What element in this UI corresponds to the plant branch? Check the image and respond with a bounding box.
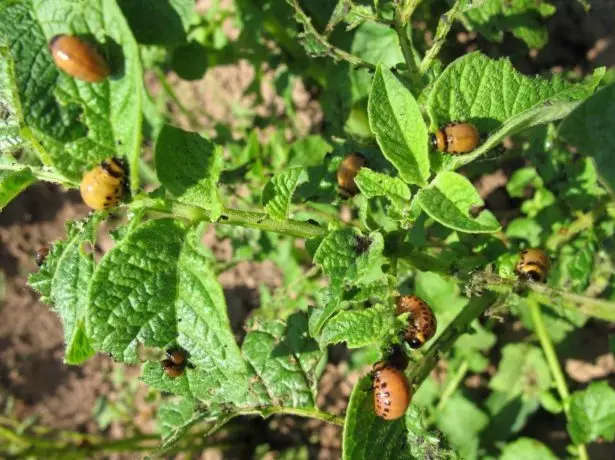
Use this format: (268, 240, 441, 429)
(241, 406, 345, 426)
(393, 7, 421, 84)
(134, 198, 329, 239)
(419, 1, 463, 75)
(528, 298, 589, 460)
(399, 0, 424, 26)
(407, 295, 494, 387)
(287, 0, 377, 71)
(470, 271, 615, 323)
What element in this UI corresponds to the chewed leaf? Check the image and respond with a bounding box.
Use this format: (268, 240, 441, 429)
(0, 0, 143, 190)
(427, 52, 603, 169)
(155, 125, 223, 220)
(0, 47, 30, 155)
(29, 217, 102, 364)
(464, 0, 556, 49)
(263, 167, 305, 221)
(559, 83, 615, 196)
(368, 65, 429, 186)
(355, 168, 412, 221)
(417, 172, 501, 233)
(319, 304, 393, 349)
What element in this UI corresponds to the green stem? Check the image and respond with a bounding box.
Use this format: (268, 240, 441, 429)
(528, 298, 589, 460)
(393, 9, 421, 85)
(418, 1, 463, 75)
(435, 359, 469, 413)
(399, 0, 424, 26)
(407, 295, 493, 387)
(473, 271, 615, 323)
(287, 0, 377, 71)
(240, 406, 345, 426)
(153, 68, 201, 129)
(0, 161, 77, 187)
(136, 198, 329, 239)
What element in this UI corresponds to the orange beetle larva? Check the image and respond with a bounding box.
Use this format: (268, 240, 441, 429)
(166, 348, 187, 366)
(516, 248, 551, 283)
(161, 359, 185, 379)
(396, 295, 437, 349)
(372, 361, 412, 420)
(337, 153, 366, 197)
(79, 158, 125, 210)
(49, 34, 110, 83)
(431, 122, 480, 155)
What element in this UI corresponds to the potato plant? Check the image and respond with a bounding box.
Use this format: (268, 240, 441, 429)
(1, 0, 614, 458)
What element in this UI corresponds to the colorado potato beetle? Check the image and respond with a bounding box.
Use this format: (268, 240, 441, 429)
(396, 295, 437, 349)
(516, 248, 550, 283)
(337, 153, 365, 197)
(166, 348, 187, 366)
(35, 246, 50, 266)
(372, 361, 412, 420)
(161, 359, 185, 378)
(431, 122, 480, 155)
(49, 34, 110, 83)
(80, 158, 125, 210)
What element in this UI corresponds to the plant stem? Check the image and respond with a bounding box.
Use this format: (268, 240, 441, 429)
(419, 1, 463, 75)
(407, 295, 493, 387)
(287, 0, 377, 71)
(153, 68, 201, 129)
(471, 271, 615, 323)
(241, 406, 345, 426)
(528, 298, 589, 460)
(136, 198, 329, 239)
(393, 8, 421, 85)
(435, 359, 469, 413)
(399, 0, 424, 26)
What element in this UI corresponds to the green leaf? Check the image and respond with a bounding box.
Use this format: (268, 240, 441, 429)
(242, 312, 322, 407)
(506, 167, 541, 198)
(567, 380, 615, 444)
(505, 218, 543, 247)
(355, 168, 412, 220)
(155, 125, 223, 220)
(93, 221, 254, 405)
(0, 46, 29, 155)
(490, 343, 552, 400)
(158, 397, 199, 443)
(313, 228, 364, 284)
(464, 0, 556, 49)
(343, 374, 412, 460)
(427, 52, 603, 169)
(436, 392, 488, 458)
(500, 437, 557, 460)
(171, 41, 209, 81)
(0, 159, 34, 210)
(263, 167, 305, 221)
(350, 21, 404, 68)
(0, 0, 143, 190)
(311, 230, 390, 335)
(30, 218, 100, 364)
(559, 84, 615, 196)
(368, 65, 430, 186)
(417, 171, 501, 233)
(118, 0, 194, 45)
(319, 304, 393, 349)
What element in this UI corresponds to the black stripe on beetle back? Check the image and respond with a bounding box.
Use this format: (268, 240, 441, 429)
(101, 160, 124, 178)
